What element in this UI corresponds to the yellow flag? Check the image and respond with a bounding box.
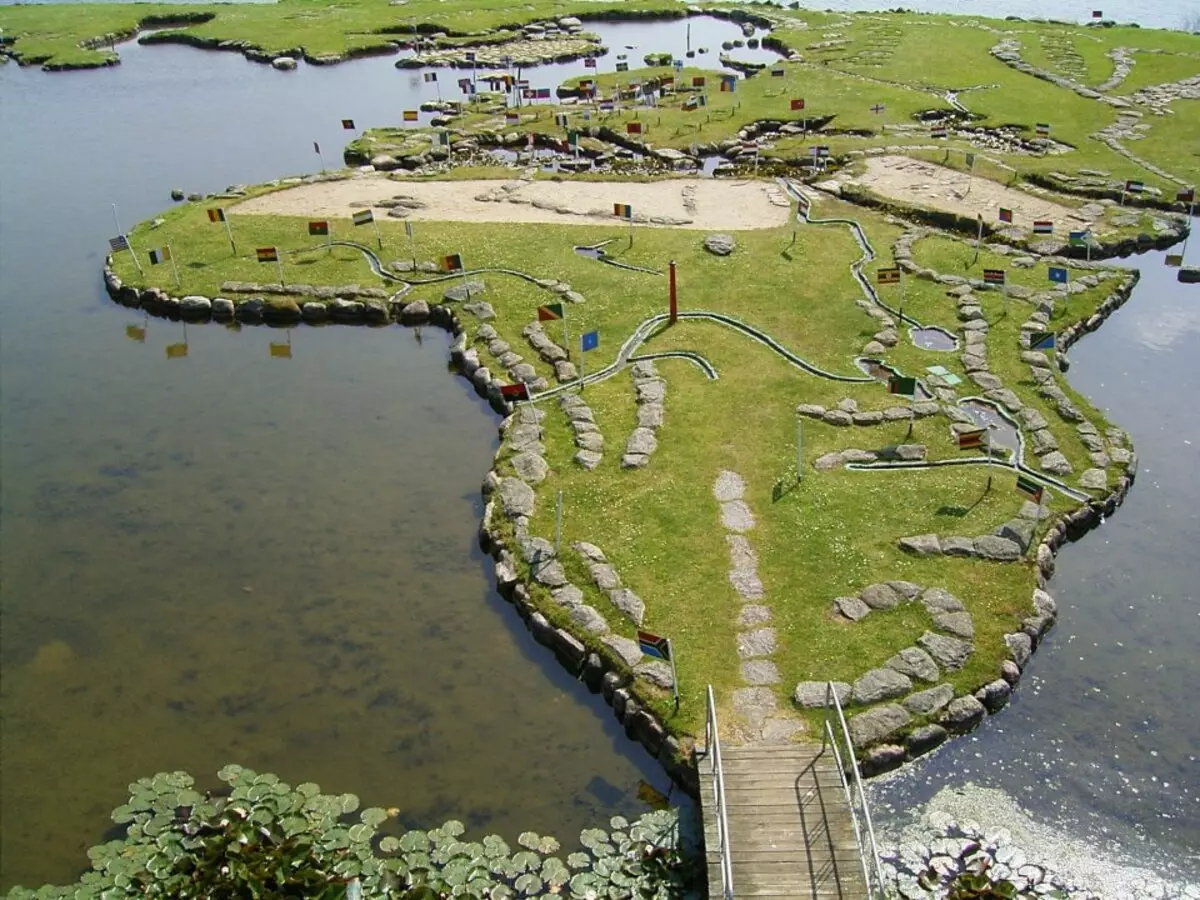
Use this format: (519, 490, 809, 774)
(125, 325, 146, 343)
(165, 342, 188, 359)
(269, 343, 292, 359)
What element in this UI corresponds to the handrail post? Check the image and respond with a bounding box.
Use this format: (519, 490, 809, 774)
(704, 686, 734, 900)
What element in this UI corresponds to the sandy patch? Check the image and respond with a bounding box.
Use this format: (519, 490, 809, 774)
(851, 156, 1092, 230)
(233, 175, 791, 231)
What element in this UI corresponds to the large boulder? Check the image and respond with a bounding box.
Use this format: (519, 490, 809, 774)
(852, 668, 913, 704)
(918, 631, 973, 671)
(902, 683, 955, 716)
(497, 478, 535, 518)
(885, 647, 939, 683)
(703, 233, 736, 256)
(848, 704, 910, 749)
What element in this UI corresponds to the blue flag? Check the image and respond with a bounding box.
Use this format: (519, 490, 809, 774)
(581, 331, 599, 352)
(1048, 266, 1069, 284)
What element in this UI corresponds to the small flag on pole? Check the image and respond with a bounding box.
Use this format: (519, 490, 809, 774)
(537, 303, 564, 321)
(877, 267, 901, 285)
(207, 208, 226, 223)
(584, 57, 597, 68)
(148, 247, 171, 265)
(403, 110, 419, 122)
(308, 221, 329, 236)
(871, 103, 886, 114)
(423, 72, 438, 83)
(567, 130, 579, 148)
(165, 343, 188, 360)
(1030, 331, 1056, 350)
(500, 383, 531, 402)
(1016, 474, 1045, 503)
(269, 343, 292, 359)
(616, 61, 629, 72)
(613, 202, 633, 219)
(1048, 266, 1069, 284)
(442, 253, 464, 272)
(790, 97, 805, 111)
(1033, 220, 1054, 234)
(352, 209, 375, 226)
(555, 112, 569, 127)
(109, 235, 131, 252)
(692, 76, 707, 87)
(1125, 180, 1145, 193)
(313, 141, 321, 155)
(464, 50, 476, 63)
(1092, 9, 1103, 16)
(580, 330, 599, 352)
(439, 130, 451, 146)
(720, 74, 737, 92)
(1069, 230, 1089, 246)
(998, 207, 1013, 223)
(506, 112, 520, 125)
(888, 375, 917, 396)
(931, 125, 948, 139)
(1165, 254, 1183, 267)
(342, 119, 356, 130)
(626, 122, 643, 135)
(771, 67, 786, 77)
(637, 630, 671, 660)
(256, 247, 279, 262)
(1035, 122, 1051, 138)
(535, 88, 551, 99)
(958, 429, 986, 450)
(983, 268, 1006, 285)
(1177, 187, 1195, 203)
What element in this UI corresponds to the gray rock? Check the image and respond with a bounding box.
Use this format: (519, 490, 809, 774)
(899, 534, 941, 556)
(625, 427, 658, 457)
(635, 660, 675, 688)
(575, 449, 603, 470)
(554, 361, 579, 381)
(498, 478, 535, 518)
(919, 631, 973, 671)
(796, 403, 825, 418)
(906, 723, 949, 758)
(737, 628, 777, 658)
(179, 295, 211, 314)
(1032, 589, 1057, 618)
(848, 704, 911, 749)
(853, 668, 913, 704)
(860, 583, 902, 610)
(532, 560, 568, 588)
(974, 678, 1012, 713)
(834, 596, 872, 622)
(636, 380, 666, 404)
(853, 410, 884, 426)
(704, 233, 736, 255)
(794, 681, 850, 708)
(888, 581, 923, 600)
(1080, 468, 1108, 489)
(1005, 632, 1033, 668)
(1039, 451, 1073, 475)
(713, 470, 746, 502)
(601, 634, 642, 667)
(589, 562, 621, 592)
(738, 605, 772, 626)
(970, 372, 1003, 391)
(550, 584, 583, 607)
(1019, 408, 1049, 430)
(608, 588, 645, 625)
(941, 695, 986, 733)
(462, 300, 495, 320)
(567, 604, 610, 635)
(1029, 428, 1059, 455)
(511, 451, 549, 484)
(934, 611, 975, 640)
(921, 587, 965, 613)
(998, 517, 1035, 551)
(576, 432, 604, 454)
(637, 403, 665, 428)
(621, 453, 650, 469)
(973, 535, 1022, 561)
(886, 647, 940, 683)
(573, 541, 607, 563)
(903, 683, 955, 715)
(941, 536, 976, 557)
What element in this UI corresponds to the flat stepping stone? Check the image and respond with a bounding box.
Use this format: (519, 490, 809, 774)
(635, 660, 674, 689)
(834, 596, 872, 622)
(737, 628, 776, 659)
(574, 450, 602, 470)
(852, 667, 913, 704)
(713, 470, 746, 502)
(607, 588, 645, 625)
(566, 604, 610, 635)
(738, 604, 773, 626)
(588, 562, 621, 592)
(573, 541, 606, 563)
(741, 660, 782, 685)
(729, 569, 765, 601)
(511, 451, 549, 484)
(720, 499, 756, 532)
(731, 687, 777, 730)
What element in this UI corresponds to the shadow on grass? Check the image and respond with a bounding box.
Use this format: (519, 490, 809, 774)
(772, 476, 801, 503)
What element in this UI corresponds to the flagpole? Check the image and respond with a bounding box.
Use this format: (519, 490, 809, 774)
(555, 490, 564, 557)
(796, 415, 803, 482)
(562, 307, 571, 363)
(407, 221, 416, 269)
(372, 216, 382, 251)
(667, 638, 680, 711)
(986, 426, 994, 491)
(223, 214, 236, 256)
(275, 248, 285, 288)
(111, 202, 123, 237)
(314, 142, 326, 173)
(974, 213, 984, 265)
(167, 241, 181, 288)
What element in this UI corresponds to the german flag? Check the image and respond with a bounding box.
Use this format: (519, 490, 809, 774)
(403, 110, 419, 122)
(500, 383, 530, 402)
(1124, 180, 1144, 193)
(308, 221, 329, 236)
(958, 428, 986, 450)
(877, 267, 901, 285)
(790, 98, 805, 111)
(207, 208, 226, 223)
(538, 303, 564, 321)
(256, 247, 279, 262)
(1016, 474, 1044, 503)
(442, 253, 463, 272)
(352, 209, 374, 226)
(1035, 122, 1050, 137)
(931, 125, 948, 139)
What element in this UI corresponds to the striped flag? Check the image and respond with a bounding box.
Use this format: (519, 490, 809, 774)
(983, 268, 1006, 285)
(600, 99, 615, 113)
(584, 57, 597, 68)
(627, 122, 643, 135)
(555, 112, 569, 127)
(1030, 331, 1056, 350)
(1033, 220, 1054, 234)
(888, 375, 916, 396)
(537, 303, 564, 321)
(1177, 187, 1195, 203)
(342, 119, 355, 130)
(442, 253, 463, 272)
(423, 72, 437, 83)
(1165, 254, 1183, 267)
(790, 97, 805, 111)
(771, 67, 785, 77)
(109, 235, 130, 252)
(1048, 266, 1069, 284)
(877, 267, 901, 285)
(352, 209, 374, 226)
(812, 145, 830, 158)
(720, 74, 737, 92)
(535, 88, 551, 99)
(148, 247, 171, 265)
(1016, 474, 1044, 503)
(500, 383, 531, 402)
(1092, 9, 1103, 16)
(506, 112, 520, 125)
(1069, 230, 1089, 246)
(256, 247, 279, 262)
(1124, 180, 1144, 193)
(308, 221, 329, 236)
(403, 110, 419, 122)
(931, 125, 948, 139)
(207, 208, 226, 223)
(958, 429, 986, 450)
(613, 202, 633, 219)
(998, 207, 1013, 223)
(1035, 122, 1050, 137)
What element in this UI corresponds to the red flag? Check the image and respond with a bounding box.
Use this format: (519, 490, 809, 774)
(790, 98, 805, 111)
(627, 122, 643, 135)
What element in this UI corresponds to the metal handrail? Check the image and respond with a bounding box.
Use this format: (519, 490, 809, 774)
(821, 682, 888, 898)
(703, 685, 735, 899)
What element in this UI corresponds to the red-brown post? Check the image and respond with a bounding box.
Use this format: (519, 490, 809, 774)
(669, 259, 678, 324)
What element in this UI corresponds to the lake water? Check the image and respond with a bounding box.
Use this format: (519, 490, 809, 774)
(0, 9, 1197, 895)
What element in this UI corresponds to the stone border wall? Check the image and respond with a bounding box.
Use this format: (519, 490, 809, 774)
(102, 261, 700, 798)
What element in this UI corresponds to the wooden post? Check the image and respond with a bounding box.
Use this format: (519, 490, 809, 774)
(669, 259, 677, 324)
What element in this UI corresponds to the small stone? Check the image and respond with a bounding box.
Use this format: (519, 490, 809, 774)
(888, 581, 923, 600)
(511, 451, 549, 484)
(903, 683, 955, 716)
(1080, 468, 1108, 489)
(794, 681, 850, 708)
(853, 668, 913, 704)
(941, 695, 986, 733)
(1005, 632, 1033, 668)
(941, 536, 976, 557)
(973, 535, 1022, 561)
(834, 596, 872, 622)
(601, 634, 642, 667)
(919, 631, 973, 671)
(921, 587, 965, 613)
(608, 588, 645, 625)
(574, 449, 603, 470)
(975, 678, 1012, 713)
(1039, 451, 1073, 475)
(573, 541, 606, 563)
(906, 724, 948, 758)
(635, 660, 674, 688)
(498, 478, 535, 518)
(703, 233, 736, 255)
(934, 611, 975, 640)
(899, 534, 941, 556)
(567, 604, 610, 634)
(886, 647, 940, 683)
(848, 704, 910, 749)
(998, 518, 1036, 551)
(860, 583, 901, 610)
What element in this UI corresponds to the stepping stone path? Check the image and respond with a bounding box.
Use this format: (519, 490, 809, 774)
(477, 322, 549, 392)
(714, 471, 804, 745)
(522, 321, 577, 383)
(559, 392, 604, 470)
(622, 361, 666, 469)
